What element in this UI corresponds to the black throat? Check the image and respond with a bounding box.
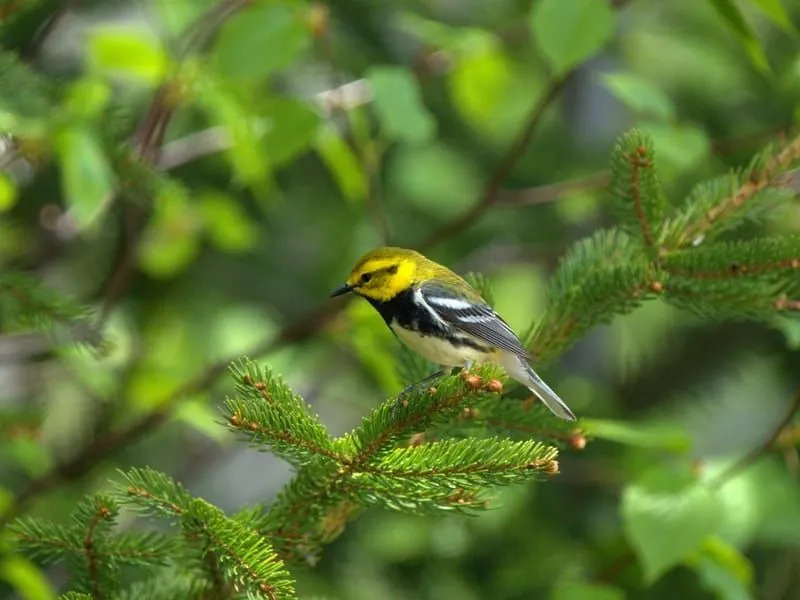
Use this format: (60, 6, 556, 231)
(365, 288, 445, 336)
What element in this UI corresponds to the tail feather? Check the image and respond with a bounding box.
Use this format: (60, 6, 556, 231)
(499, 353, 576, 421)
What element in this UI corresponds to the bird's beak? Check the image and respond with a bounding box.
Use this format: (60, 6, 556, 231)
(330, 283, 354, 297)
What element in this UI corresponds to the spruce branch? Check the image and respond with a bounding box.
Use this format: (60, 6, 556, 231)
(12, 495, 173, 599)
(663, 135, 800, 249)
(609, 131, 666, 250)
(224, 360, 340, 466)
(530, 229, 660, 360)
(186, 499, 295, 600)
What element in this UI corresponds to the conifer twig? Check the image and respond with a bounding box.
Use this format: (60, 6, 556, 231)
(672, 136, 800, 249)
(84, 504, 111, 600)
(627, 147, 655, 248)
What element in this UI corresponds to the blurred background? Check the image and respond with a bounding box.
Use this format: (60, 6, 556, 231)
(1, 0, 799, 598)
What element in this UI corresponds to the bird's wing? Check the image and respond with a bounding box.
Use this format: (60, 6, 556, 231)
(419, 281, 531, 359)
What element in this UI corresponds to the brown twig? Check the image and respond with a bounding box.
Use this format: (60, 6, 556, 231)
(418, 75, 568, 250)
(711, 388, 800, 488)
(84, 504, 111, 600)
(673, 135, 800, 249)
(497, 171, 610, 207)
(627, 148, 654, 248)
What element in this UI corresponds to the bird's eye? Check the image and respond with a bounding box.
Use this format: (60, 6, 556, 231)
(387, 265, 398, 274)
(360, 273, 372, 284)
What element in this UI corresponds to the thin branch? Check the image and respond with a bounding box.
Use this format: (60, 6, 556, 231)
(419, 75, 568, 250)
(775, 297, 800, 312)
(497, 171, 610, 207)
(712, 388, 800, 488)
(84, 504, 111, 600)
(674, 135, 800, 248)
(665, 258, 800, 280)
(627, 149, 654, 247)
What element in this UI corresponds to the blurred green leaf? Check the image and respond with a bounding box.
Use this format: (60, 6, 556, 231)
(623, 469, 720, 582)
(689, 537, 754, 600)
(746, 0, 797, 34)
(0, 172, 17, 212)
(213, 3, 310, 84)
(389, 142, 480, 217)
(199, 191, 257, 253)
(707, 0, 770, 73)
(0, 556, 56, 600)
(54, 125, 115, 228)
(601, 72, 675, 120)
(582, 418, 692, 453)
(137, 179, 202, 278)
(530, 0, 615, 75)
(152, 0, 216, 36)
(87, 27, 168, 84)
(314, 124, 367, 204)
(639, 122, 710, 176)
(63, 78, 110, 120)
(175, 397, 227, 442)
(262, 97, 320, 167)
(448, 36, 511, 128)
(774, 317, 800, 349)
(552, 582, 625, 600)
(367, 66, 436, 145)
(3, 438, 52, 477)
(197, 76, 271, 195)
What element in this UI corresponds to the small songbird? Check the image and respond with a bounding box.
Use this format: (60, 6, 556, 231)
(330, 246, 576, 421)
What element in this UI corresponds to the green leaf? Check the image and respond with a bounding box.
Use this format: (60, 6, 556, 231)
(314, 124, 367, 204)
(622, 469, 720, 582)
(63, 78, 111, 120)
(582, 418, 691, 453)
(55, 125, 115, 229)
(601, 72, 675, 120)
(707, 0, 770, 73)
(639, 122, 710, 177)
(552, 582, 625, 600)
(213, 3, 310, 83)
(0, 171, 17, 212)
(448, 35, 512, 127)
(199, 191, 257, 253)
(0, 556, 56, 600)
(530, 0, 615, 75)
(261, 97, 320, 167)
(367, 66, 436, 145)
(689, 537, 754, 600)
(746, 0, 796, 34)
(87, 27, 168, 84)
(137, 178, 201, 278)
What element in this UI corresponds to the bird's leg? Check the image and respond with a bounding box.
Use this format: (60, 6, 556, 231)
(390, 369, 448, 419)
(399, 369, 445, 397)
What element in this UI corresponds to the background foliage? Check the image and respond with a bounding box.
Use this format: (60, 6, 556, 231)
(1, 0, 800, 598)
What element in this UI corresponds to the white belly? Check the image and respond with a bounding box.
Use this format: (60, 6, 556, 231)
(390, 323, 494, 367)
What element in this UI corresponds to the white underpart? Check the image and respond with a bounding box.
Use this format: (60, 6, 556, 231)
(390, 323, 493, 367)
(425, 295, 474, 310)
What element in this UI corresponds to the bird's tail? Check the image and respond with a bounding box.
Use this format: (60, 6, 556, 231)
(500, 353, 576, 421)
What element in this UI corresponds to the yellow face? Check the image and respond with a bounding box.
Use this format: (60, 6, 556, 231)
(345, 256, 416, 302)
(331, 247, 424, 302)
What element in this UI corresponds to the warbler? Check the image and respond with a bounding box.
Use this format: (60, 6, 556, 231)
(330, 246, 576, 421)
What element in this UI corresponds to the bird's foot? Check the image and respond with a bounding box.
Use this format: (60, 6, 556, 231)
(390, 369, 447, 418)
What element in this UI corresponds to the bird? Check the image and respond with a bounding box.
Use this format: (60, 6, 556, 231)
(330, 246, 576, 421)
